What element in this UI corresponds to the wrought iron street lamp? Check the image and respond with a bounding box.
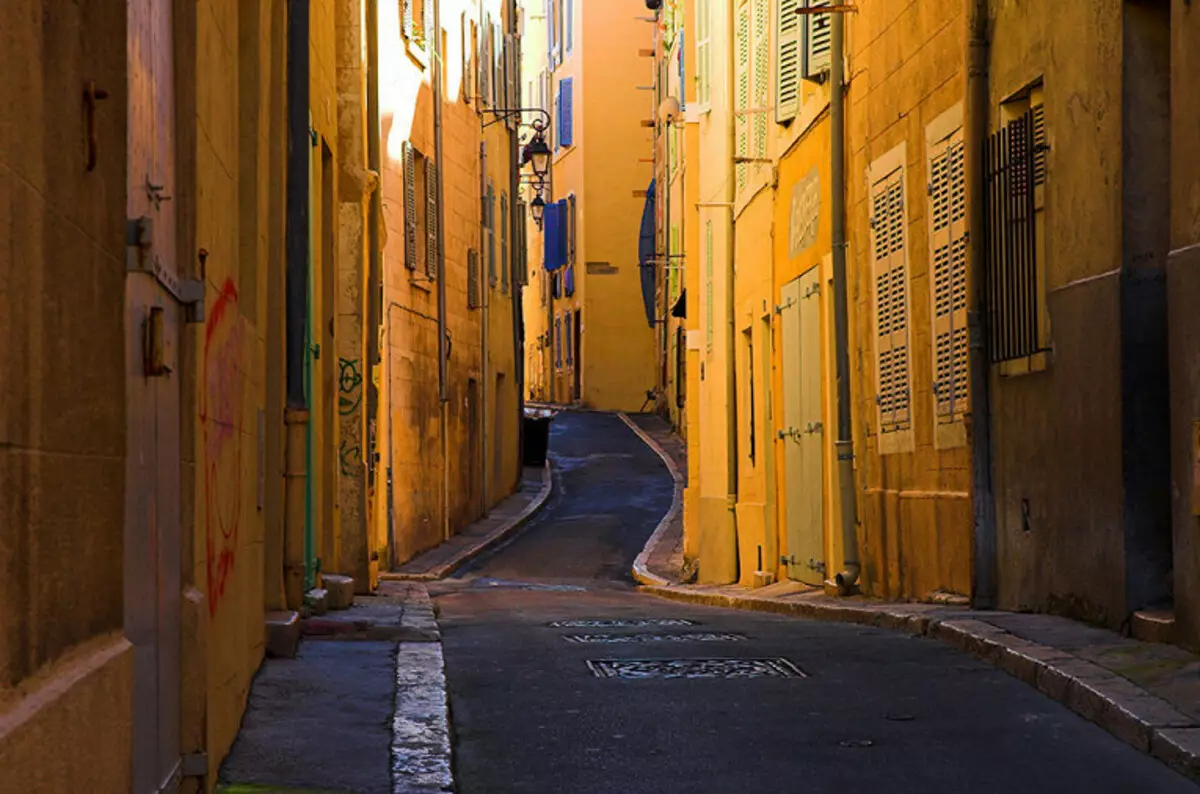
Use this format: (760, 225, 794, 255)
(530, 194, 546, 230)
(523, 124, 552, 181)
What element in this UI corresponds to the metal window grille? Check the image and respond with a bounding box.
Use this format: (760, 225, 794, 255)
(984, 108, 1041, 363)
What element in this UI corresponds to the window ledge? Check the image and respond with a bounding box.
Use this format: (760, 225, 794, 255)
(998, 350, 1050, 378)
(409, 274, 433, 292)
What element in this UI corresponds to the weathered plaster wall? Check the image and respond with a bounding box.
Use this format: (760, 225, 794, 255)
(0, 2, 134, 789)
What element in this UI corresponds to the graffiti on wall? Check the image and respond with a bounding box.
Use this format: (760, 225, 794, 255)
(338, 357, 363, 416)
(200, 278, 243, 615)
(340, 439, 362, 477)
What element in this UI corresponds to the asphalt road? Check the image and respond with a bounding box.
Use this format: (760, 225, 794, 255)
(435, 411, 1196, 794)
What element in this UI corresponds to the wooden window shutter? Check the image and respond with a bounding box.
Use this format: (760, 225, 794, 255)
(515, 201, 528, 287)
(500, 193, 510, 293)
(734, 4, 751, 191)
(567, 194, 577, 264)
(929, 130, 968, 422)
(468, 249, 481, 309)
(486, 184, 496, 285)
(559, 78, 574, 147)
(705, 220, 714, 352)
(776, 0, 801, 123)
(480, 18, 491, 108)
(804, 0, 832, 79)
(403, 142, 418, 270)
(752, 0, 769, 158)
(403, 0, 414, 41)
(425, 159, 438, 279)
(423, 0, 434, 49)
(696, 0, 711, 107)
(871, 167, 911, 432)
(506, 34, 520, 130)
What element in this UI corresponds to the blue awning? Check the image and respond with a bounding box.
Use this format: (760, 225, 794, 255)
(638, 179, 657, 327)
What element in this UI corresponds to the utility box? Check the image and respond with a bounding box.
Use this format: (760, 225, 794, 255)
(522, 407, 556, 467)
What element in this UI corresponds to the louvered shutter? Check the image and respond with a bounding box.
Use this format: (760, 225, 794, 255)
(425, 160, 438, 279)
(696, 0, 711, 107)
(500, 193, 510, 293)
(480, 19, 491, 108)
(468, 249, 481, 309)
(752, 0, 769, 158)
(776, 0, 801, 122)
(559, 78, 574, 147)
(734, 4, 750, 191)
(929, 130, 968, 422)
(804, 0, 832, 78)
(871, 168, 911, 432)
(403, 0, 414, 41)
(515, 201, 528, 286)
(506, 34, 519, 130)
(403, 142, 418, 270)
(423, 0, 434, 48)
(705, 220, 714, 351)
(567, 194, 577, 264)
(486, 184, 496, 285)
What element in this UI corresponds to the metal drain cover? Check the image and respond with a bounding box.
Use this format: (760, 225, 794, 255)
(565, 632, 747, 644)
(586, 658, 807, 679)
(548, 618, 697, 628)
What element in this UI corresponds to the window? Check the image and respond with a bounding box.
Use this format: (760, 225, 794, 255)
(744, 327, 756, 465)
(705, 220, 714, 352)
(425, 156, 438, 279)
(402, 0, 434, 58)
(555, 316, 563, 367)
(565, 314, 573, 365)
(870, 151, 912, 436)
(549, 0, 561, 65)
(734, 3, 750, 190)
(500, 192, 509, 293)
(565, 0, 573, 54)
(928, 123, 968, 426)
(463, 16, 477, 103)
(985, 86, 1048, 366)
(696, 0, 711, 108)
(467, 249, 481, 309)
(803, 0, 832, 80)
(558, 78, 574, 148)
(776, 0, 801, 122)
(486, 182, 496, 286)
(567, 193, 577, 266)
(752, 0, 769, 158)
(402, 141, 435, 278)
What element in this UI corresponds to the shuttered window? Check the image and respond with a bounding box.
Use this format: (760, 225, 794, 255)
(696, 0, 711, 107)
(776, 0, 801, 123)
(555, 316, 563, 367)
(486, 182, 496, 285)
(734, 3, 750, 191)
(402, 142, 418, 270)
(515, 201, 528, 287)
(871, 166, 912, 433)
(425, 160, 438, 279)
(928, 129, 968, 423)
(500, 193, 510, 293)
(565, 0, 574, 53)
(752, 0, 769, 158)
(467, 249, 481, 309)
(480, 17, 492, 108)
(804, 0, 831, 79)
(705, 220, 714, 352)
(558, 78, 574, 148)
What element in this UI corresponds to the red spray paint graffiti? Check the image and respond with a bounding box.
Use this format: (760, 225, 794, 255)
(200, 278, 243, 615)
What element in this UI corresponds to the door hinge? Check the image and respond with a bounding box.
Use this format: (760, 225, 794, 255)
(773, 297, 796, 315)
(126, 216, 205, 322)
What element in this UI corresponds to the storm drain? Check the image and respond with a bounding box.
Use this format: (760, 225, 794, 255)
(586, 658, 807, 679)
(564, 632, 746, 644)
(548, 618, 697, 628)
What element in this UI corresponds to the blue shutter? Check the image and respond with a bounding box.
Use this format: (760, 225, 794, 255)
(543, 200, 570, 271)
(564, 263, 575, 296)
(559, 78, 574, 147)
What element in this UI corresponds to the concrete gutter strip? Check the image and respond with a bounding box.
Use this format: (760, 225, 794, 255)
(383, 460, 553, 582)
(639, 583, 1200, 782)
(618, 412, 681, 588)
(391, 586, 454, 794)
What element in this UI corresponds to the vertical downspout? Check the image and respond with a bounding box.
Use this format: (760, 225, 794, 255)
(831, 4, 861, 591)
(366, 0, 387, 560)
(481, 141, 490, 512)
(433, 0, 450, 539)
(510, 2, 525, 477)
(966, 0, 997, 608)
(284, 0, 312, 609)
(724, 0, 739, 566)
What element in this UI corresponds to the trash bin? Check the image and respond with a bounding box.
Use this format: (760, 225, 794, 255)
(522, 409, 554, 467)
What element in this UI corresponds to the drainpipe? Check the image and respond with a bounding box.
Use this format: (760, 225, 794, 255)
(723, 0, 740, 580)
(366, 0, 385, 559)
(966, 0, 997, 609)
(831, 4, 861, 593)
(481, 141, 490, 513)
(284, 0, 312, 609)
(510, 2, 525, 480)
(434, 0, 450, 540)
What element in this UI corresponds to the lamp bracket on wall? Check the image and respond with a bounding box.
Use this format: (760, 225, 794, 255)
(481, 106, 552, 130)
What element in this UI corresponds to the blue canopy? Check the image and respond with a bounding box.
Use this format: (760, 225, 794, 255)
(638, 179, 657, 327)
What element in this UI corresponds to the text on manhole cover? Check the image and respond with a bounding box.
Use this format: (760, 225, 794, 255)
(548, 618, 697, 628)
(564, 632, 746, 644)
(586, 658, 807, 679)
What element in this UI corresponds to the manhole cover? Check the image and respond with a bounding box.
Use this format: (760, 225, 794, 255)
(565, 632, 747, 644)
(548, 618, 697, 628)
(586, 658, 807, 679)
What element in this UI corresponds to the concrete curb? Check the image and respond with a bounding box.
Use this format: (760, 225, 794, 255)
(381, 459, 554, 582)
(618, 412, 682, 588)
(640, 584, 1200, 782)
(391, 586, 453, 794)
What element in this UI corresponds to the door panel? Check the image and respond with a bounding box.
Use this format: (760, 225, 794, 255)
(781, 270, 825, 584)
(126, 0, 182, 791)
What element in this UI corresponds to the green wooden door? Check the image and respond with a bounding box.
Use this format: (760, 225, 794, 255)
(780, 270, 825, 584)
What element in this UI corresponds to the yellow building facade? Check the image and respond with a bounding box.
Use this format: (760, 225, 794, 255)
(521, 0, 657, 413)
